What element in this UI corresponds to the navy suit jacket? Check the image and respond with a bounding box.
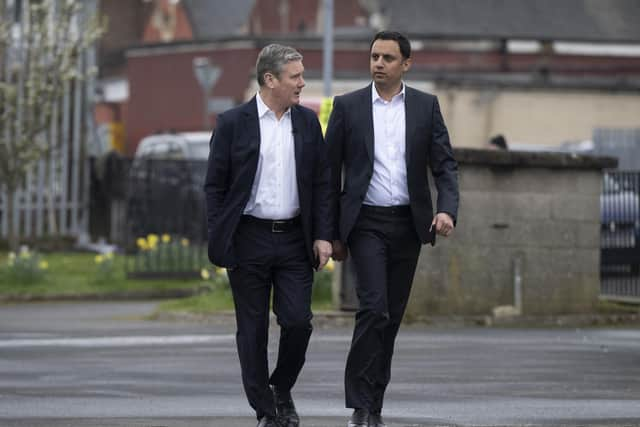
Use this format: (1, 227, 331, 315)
(204, 97, 332, 268)
(326, 84, 459, 245)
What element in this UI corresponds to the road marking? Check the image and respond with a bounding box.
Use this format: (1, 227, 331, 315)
(0, 334, 236, 348)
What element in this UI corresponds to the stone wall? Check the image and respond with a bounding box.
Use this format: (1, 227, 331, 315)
(335, 148, 616, 316)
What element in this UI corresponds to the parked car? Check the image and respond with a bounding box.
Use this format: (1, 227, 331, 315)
(601, 173, 640, 249)
(126, 132, 211, 244)
(600, 173, 640, 276)
(133, 131, 211, 160)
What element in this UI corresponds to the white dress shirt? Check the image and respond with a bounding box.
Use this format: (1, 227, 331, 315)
(243, 92, 300, 219)
(364, 83, 410, 206)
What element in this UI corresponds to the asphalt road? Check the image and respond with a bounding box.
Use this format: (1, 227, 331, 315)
(1, 302, 639, 426)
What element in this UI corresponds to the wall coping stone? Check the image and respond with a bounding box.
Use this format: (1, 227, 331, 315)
(454, 148, 618, 170)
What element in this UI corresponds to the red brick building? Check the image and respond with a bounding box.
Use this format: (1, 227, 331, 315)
(96, 0, 640, 155)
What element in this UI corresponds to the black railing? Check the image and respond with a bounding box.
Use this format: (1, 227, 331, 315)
(90, 156, 209, 278)
(600, 171, 640, 301)
(124, 158, 208, 278)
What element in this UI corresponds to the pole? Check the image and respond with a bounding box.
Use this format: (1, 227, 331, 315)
(322, 0, 333, 97)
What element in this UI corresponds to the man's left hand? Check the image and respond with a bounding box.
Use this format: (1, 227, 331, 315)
(431, 213, 454, 237)
(313, 240, 333, 270)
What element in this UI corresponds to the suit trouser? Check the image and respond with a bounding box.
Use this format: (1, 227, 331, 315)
(344, 206, 421, 412)
(228, 217, 313, 419)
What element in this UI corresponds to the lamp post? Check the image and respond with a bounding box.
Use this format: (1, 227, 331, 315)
(192, 57, 220, 129)
(322, 0, 334, 97)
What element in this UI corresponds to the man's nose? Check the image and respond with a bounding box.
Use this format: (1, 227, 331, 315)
(299, 77, 305, 87)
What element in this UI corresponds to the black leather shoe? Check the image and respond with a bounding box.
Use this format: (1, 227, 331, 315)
(369, 412, 387, 427)
(257, 415, 281, 427)
(272, 386, 299, 427)
(348, 408, 369, 427)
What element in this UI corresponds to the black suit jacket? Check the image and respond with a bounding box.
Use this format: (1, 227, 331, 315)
(326, 84, 459, 245)
(204, 97, 332, 268)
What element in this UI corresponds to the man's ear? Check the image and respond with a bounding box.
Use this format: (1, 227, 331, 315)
(403, 57, 412, 72)
(264, 73, 274, 89)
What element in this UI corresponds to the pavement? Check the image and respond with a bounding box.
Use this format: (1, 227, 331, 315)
(0, 301, 639, 427)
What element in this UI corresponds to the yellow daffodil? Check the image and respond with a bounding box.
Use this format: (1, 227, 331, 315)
(325, 258, 335, 272)
(38, 260, 49, 270)
(180, 238, 189, 247)
(136, 237, 149, 251)
(162, 234, 171, 243)
(147, 234, 159, 250)
(105, 251, 114, 260)
(215, 266, 227, 276)
(95, 255, 104, 264)
(200, 268, 211, 280)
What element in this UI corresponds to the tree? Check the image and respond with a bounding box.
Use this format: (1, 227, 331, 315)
(0, 0, 105, 250)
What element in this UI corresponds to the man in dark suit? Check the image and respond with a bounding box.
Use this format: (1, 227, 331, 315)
(325, 31, 459, 427)
(204, 44, 333, 427)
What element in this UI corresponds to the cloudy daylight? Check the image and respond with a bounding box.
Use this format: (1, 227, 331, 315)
(1, 1, 640, 426)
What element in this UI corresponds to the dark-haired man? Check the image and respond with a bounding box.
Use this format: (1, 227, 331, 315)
(326, 31, 459, 427)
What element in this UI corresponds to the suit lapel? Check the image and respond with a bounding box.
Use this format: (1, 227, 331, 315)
(404, 85, 415, 168)
(291, 106, 303, 173)
(363, 85, 375, 165)
(242, 97, 261, 173)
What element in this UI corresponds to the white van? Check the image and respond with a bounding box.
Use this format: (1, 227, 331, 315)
(127, 131, 211, 241)
(134, 131, 211, 160)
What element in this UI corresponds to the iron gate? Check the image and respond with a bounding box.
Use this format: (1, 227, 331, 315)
(600, 171, 640, 301)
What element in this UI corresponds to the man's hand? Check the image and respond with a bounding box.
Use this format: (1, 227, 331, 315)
(431, 212, 454, 237)
(332, 240, 348, 261)
(313, 240, 333, 270)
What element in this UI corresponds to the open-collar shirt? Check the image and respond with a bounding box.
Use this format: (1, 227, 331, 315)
(364, 83, 410, 206)
(243, 92, 300, 219)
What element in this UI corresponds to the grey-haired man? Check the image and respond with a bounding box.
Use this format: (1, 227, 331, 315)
(205, 44, 333, 427)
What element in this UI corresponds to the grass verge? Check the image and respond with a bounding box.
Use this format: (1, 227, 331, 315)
(0, 251, 213, 298)
(155, 269, 335, 314)
(0, 251, 335, 314)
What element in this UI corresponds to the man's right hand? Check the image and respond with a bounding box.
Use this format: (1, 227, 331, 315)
(332, 240, 348, 261)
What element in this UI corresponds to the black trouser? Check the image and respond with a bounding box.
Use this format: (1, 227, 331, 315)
(228, 216, 313, 419)
(344, 205, 421, 412)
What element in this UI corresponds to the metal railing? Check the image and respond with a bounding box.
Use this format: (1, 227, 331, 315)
(90, 157, 208, 278)
(600, 171, 640, 301)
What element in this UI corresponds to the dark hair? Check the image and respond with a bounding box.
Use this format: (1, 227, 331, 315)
(370, 31, 411, 59)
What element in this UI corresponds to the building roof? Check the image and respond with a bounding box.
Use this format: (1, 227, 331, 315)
(384, 0, 640, 43)
(182, 0, 255, 39)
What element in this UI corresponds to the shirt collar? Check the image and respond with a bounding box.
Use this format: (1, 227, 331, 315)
(256, 91, 290, 119)
(371, 82, 405, 104)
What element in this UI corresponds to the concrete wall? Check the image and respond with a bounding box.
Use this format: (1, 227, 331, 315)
(435, 88, 640, 149)
(410, 149, 616, 316)
(335, 149, 616, 316)
(304, 80, 640, 150)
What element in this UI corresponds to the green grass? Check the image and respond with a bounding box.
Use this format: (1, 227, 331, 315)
(156, 287, 236, 314)
(0, 251, 336, 314)
(0, 251, 207, 298)
(155, 269, 336, 314)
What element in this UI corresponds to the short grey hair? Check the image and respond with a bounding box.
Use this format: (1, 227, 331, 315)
(256, 44, 303, 86)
